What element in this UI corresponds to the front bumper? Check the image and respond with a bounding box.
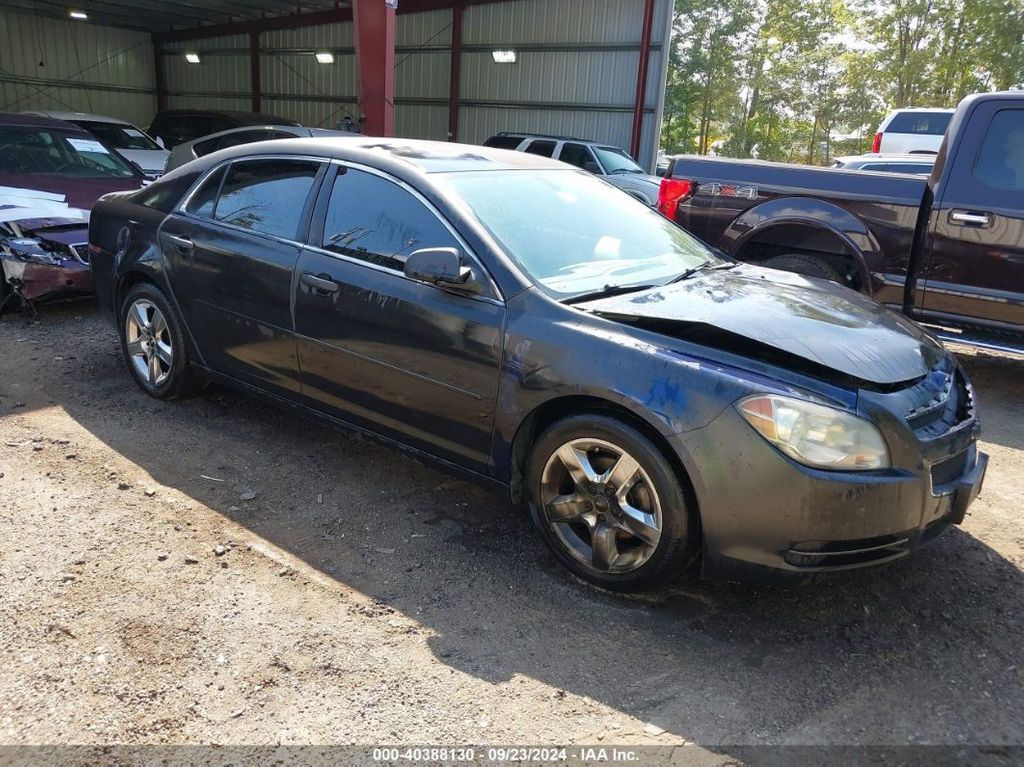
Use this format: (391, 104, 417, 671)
(1, 256, 94, 301)
(670, 401, 986, 582)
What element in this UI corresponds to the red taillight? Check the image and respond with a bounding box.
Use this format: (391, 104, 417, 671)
(658, 178, 693, 219)
(871, 131, 882, 153)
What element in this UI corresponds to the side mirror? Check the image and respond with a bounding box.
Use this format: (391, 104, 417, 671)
(404, 247, 478, 293)
(583, 161, 601, 174)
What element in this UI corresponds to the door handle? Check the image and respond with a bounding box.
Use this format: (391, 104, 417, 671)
(164, 233, 194, 254)
(950, 210, 991, 227)
(300, 272, 340, 295)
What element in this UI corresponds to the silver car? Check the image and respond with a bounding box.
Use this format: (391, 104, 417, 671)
(27, 111, 169, 179)
(164, 125, 358, 173)
(484, 132, 662, 206)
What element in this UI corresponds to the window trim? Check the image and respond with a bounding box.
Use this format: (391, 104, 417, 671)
(176, 154, 327, 247)
(306, 159, 504, 304)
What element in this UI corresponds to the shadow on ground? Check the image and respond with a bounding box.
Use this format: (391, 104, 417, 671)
(2, 303, 1022, 746)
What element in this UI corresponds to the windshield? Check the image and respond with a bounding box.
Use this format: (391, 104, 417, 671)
(0, 126, 139, 179)
(73, 120, 162, 151)
(593, 146, 644, 174)
(436, 169, 720, 298)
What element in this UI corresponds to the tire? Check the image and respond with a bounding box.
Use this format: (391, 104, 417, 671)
(119, 282, 201, 400)
(527, 413, 698, 592)
(763, 253, 844, 284)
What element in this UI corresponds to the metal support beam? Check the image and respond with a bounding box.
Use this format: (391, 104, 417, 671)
(352, 0, 396, 137)
(630, 0, 656, 159)
(250, 31, 262, 113)
(154, 41, 168, 112)
(447, 2, 464, 141)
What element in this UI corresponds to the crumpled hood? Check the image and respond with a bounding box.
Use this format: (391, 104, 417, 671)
(579, 264, 945, 386)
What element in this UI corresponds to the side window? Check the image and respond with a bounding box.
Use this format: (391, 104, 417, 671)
(524, 140, 556, 158)
(973, 109, 1024, 192)
(217, 129, 273, 152)
(484, 135, 524, 150)
(185, 167, 225, 218)
(321, 168, 458, 271)
(559, 142, 595, 169)
(214, 159, 321, 239)
(887, 163, 932, 175)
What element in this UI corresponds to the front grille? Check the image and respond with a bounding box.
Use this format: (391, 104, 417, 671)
(71, 243, 90, 264)
(930, 446, 973, 490)
(905, 369, 972, 438)
(785, 533, 910, 568)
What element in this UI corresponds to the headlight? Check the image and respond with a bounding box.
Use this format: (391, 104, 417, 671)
(738, 394, 890, 471)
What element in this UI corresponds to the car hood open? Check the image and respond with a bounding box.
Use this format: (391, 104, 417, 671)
(578, 264, 945, 387)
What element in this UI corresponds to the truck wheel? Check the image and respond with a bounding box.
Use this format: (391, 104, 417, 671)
(763, 254, 844, 284)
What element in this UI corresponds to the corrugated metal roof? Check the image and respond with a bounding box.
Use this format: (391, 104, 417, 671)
(1, 0, 348, 33)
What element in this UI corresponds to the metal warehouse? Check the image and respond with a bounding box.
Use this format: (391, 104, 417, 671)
(0, 0, 673, 170)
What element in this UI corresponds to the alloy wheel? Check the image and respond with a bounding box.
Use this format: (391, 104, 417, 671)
(125, 298, 173, 387)
(539, 437, 663, 574)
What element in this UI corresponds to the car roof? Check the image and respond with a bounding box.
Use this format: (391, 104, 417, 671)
(888, 107, 956, 113)
(838, 154, 936, 164)
(28, 111, 132, 125)
(493, 131, 596, 143)
(0, 111, 92, 130)
(166, 136, 569, 183)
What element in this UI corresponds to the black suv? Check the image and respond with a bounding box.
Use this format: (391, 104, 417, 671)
(147, 110, 301, 150)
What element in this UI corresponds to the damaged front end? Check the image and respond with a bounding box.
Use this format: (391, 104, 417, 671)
(1, 218, 93, 309)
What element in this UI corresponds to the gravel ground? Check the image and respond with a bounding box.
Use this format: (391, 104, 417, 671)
(0, 301, 1022, 749)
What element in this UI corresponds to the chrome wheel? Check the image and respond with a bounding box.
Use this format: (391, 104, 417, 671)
(125, 298, 173, 387)
(539, 438, 663, 574)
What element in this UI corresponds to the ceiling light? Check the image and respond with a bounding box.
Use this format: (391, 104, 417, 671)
(492, 50, 517, 64)
(69, 10, 88, 19)
(315, 51, 335, 64)
(185, 52, 201, 64)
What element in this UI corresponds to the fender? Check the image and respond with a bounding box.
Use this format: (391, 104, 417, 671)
(720, 197, 885, 296)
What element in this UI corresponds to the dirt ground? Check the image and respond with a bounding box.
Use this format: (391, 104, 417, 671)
(1, 300, 1022, 750)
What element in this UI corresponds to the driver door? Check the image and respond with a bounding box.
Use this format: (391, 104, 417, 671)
(294, 164, 505, 473)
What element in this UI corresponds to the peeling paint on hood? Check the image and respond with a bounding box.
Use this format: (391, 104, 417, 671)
(578, 264, 945, 386)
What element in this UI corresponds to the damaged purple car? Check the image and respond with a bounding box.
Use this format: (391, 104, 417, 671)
(0, 112, 143, 311)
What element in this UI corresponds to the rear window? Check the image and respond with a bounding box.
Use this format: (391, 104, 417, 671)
(524, 140, 556, 158)
(887, 112, 952, 136)
(484, 135, 524, 150)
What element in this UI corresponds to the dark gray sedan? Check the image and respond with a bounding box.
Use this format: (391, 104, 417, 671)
(88, 137, 986, 590)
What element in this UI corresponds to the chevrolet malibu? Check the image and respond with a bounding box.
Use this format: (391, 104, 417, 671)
(88, 138, 987, 590)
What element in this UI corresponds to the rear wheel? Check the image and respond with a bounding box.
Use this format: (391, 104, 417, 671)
(763, 253, 844, 284)
(527, 414, 697, 591)
(119, 282, 201, 400)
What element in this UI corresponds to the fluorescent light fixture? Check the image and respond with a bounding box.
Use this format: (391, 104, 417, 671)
(69, 10, 88, 19)
(315, 51, 335, 64)
(184, 52, 201, 64)
(492, 49, 517, 64)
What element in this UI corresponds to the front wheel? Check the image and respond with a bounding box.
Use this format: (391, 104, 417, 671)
(527, 414, 698, 592)
(119, 282, 201, 400)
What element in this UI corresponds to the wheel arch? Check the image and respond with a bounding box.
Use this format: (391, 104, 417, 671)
(506, 395, 699, 521)
(723, 198, 884, 294)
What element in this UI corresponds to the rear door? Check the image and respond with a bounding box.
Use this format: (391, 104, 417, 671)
(293, 164, 504, 472)
(920, 103, 1024, 330)
(159, 156, 325, 392)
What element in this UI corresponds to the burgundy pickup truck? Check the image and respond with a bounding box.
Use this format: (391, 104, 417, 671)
(658, 91, 1024, 354)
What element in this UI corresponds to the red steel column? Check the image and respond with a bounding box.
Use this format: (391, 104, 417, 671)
(352, 0, 397, 136)
(629, 0, 656, 158)
(250, 31, 262, 113)
(447, 2, 464, 141)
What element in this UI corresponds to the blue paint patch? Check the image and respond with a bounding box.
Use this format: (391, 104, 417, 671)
(646, 376, 686, 413)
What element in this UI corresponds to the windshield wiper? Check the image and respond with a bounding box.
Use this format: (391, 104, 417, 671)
(665, 260, 738, 285)
(563, 283, 658, 305)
